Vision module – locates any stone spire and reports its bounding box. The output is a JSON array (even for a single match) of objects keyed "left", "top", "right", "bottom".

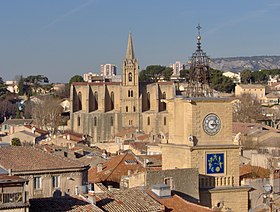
[{"left": 125, "top": 32, "right": 135, "bottom": 60}]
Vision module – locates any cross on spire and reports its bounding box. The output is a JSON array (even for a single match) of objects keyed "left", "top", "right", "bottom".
[{"left": 196, "top": 24, "right": 202, "bottom": 36}]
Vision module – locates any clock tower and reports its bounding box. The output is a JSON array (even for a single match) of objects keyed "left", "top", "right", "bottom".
[{"left": 160, "top": 25, "right": 250, "bottom": 211}]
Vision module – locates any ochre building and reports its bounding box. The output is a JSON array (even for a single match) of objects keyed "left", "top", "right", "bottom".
[{"left": 70, "top": 33, "right": 175, "bottom": 143}]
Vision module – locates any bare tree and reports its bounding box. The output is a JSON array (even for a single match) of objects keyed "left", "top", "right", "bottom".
[
  {"left": 31, "top": 96, "right": 63, "bottom": 133},
  {"left": 233, "top": 94, "right": 264, "bottom": 123}
]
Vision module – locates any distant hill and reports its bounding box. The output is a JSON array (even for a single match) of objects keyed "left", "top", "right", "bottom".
[{"left": 210, "top": 56, "right": 280, "bottom": 72}]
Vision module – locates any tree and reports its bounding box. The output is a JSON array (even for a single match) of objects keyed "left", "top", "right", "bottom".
[
  {"left": 139, "top": 65, "right": 173, "bottom": 83},
  {"left": 180, "top": 69, "right": 190, "bottom": 82},
  {"left": 210, "top": 69, "right": 235, "bottom": 93},
  {"left": 0, "top": 77, "right": 7, "bottom": 98},
  {"left": 0, "top": 94, "right": 17, "bottom": 122},
  {"left": 31, "top": 96, "right": 63, "bottom": 133},
  {"left": 240, "top": 70, "right": 253, "bottom": 84},
  {"left": 69, "top": 75, "right": 84, "bottom": 85},
  {"left": 233, "top": 94, "right": 264, "bottom": 123},
  {"left": 11, "top": 137, "right": 21, "bottom": 146}
]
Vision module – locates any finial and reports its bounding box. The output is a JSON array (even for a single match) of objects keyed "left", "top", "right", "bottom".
[{"left": 196, "top": 24, "right": 201, "bottom": 40}]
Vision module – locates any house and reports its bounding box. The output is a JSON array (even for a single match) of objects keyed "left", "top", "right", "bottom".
[
  {"left": 0, "top": 146, "right": 89, "bottom": 199},
  {"left": 222, "top": 71, "right": 241, "bottom": 83},
  {"left": 0, "top": 119, "right": 33, "bottom": 135},
  {"left": 88, "top": 152, "right": 146, "bottom": 188},
  {"left": 235, "top": 84, "right": 265, "bottom": 102},
  {"left": 262, "top": 92, "right": 280, "bottom": 106},
  {"left": 0, "top": 174, "right": 29, "bottom": 211}
]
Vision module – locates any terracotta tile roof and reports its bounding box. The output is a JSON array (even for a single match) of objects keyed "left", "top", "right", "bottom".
[
  {"left": 232, "top": 122, "right": 262, "bottom": 134},
  {"left": 238, "top": 84, "right": 265, "bottom": 89},
  {"left": 29, "top": 196, "right": 103, "bottom": 212},
  {"left": 137, "top": 133, "right": 150, "bottom": 141},
  {"left": 95, "top": 184, "right": 164, "bottom": 211},
  {"left": 265, "top": 92, "right": 280, "bottom": 98},
  {"left": 0, "top": 146, "right": 88, "bottom": 173},
  {"left": 240, "top": 164, "right": 270, "bottom": 178},
  {"left": 129, "top": 141, "right": 148, "bottom": 153},
  {"left": 24, "top": 125, "right": 48, "bottom": 135},
  {"left": 72, "top": 82, "right": 121, "bottom": 86},
  {"left": 146, "top": 190, "right": 213, "bottom": 212},
  {"left": 88, "top": 152, "right": 145, "bottom": 184},
  {"left": 0, "top": 174, "right": 28, "bottom": 184},
  {"left": 114, "top": 127, "right": 137, "bottom": 137},
  {"left": 270, "top": 82, "right": 280, "bottom": 87}
]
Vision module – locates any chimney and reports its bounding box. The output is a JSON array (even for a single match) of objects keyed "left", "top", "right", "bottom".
[
  {"left": 151, "top": 184, "right": 171, "bottom": 198},
  {"left": 97, "top": 164, "right": 103, "bottom": 173},
  {"left": 128, "top": 170, "right": 132, "bottom": 176},
  {"left": 8, "top": 169, "right": 12, "bottom": 176},
  {"left": 31, "top": 127, "right": 36, "bottom": 134}
]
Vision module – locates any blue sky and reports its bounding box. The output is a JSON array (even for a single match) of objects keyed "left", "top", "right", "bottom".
[{"left": 0, "top": 0, "right": 279, "bottom": 83}]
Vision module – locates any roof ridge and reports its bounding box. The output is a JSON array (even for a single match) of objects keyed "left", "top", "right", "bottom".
[
  {"left": 32, "top": 146, "right": 85, "bottom": 168},
  {"left": 104, "top": 153, "right": 129, "bottom": 181}
]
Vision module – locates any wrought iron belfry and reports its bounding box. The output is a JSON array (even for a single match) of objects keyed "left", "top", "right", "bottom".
[{"left": 186, "top": 24, "right": 213, "bottom": 97}]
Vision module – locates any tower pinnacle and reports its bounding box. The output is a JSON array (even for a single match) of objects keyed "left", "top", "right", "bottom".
[{"left": 125, "top": 32, "right": 135, "bottom": 60}]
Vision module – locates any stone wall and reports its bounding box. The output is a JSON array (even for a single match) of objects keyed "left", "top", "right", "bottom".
[{"left": 145, "top": 168, "right": 199, "bottom": 201}]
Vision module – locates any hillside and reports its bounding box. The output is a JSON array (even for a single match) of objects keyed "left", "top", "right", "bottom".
[{"left": 210, "top": 56, "right": 280, "bottom": 72}]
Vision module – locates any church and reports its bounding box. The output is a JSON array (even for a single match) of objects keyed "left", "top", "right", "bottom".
[
  {"left": 70, "top": 33, "right": 175, "bottom": 143},
  {"left": 70, "top": 28, "right": 250, "bottom": 211}
]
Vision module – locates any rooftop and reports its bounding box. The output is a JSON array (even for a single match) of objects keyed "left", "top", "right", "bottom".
[
  {"left": 95, "top": 184, "right": 163, "bottom": 212},
  {"left": 237, "top": 84, "right": 265, "bottom": 89},
  {"left": 29, "top": 196, "right": 103, "bottom": 212},
  {"left": 0, "top": 146, "right": 88, "bottom": 173},
  {"left": 89, "top": 152, "right": 146, "bottom": 184},
  {"left": 147, "top": 189, "right": 213, "bottom": 212}
]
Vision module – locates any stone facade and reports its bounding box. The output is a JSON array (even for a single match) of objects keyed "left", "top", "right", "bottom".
[
  {"left": 18, "top": 170, "right": 87, "bottom": 199},
  {"left": 70, "top": 33, "right": 175, "bottom": 143},
  {"left": 160, "top": 97, "right": 250, "bottom": 211}
]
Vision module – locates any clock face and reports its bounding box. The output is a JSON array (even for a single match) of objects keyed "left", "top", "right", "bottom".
[{"left": 203, "top": 113, "right": 221, "bottom": 136}]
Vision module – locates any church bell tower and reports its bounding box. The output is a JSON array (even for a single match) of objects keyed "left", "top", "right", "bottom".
[{"left": 121, "top": 33, "right": 140, "bottom": 128}]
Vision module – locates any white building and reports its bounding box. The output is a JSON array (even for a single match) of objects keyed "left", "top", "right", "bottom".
[
  {"left": 169, "top": 61, "right": 185, "bottom": 77},
  {"left": 100, "top": 64, "right": 117, "bottom": 77},
  {"left": 222, "top": 71, "right": 241, "bottom": 83}
]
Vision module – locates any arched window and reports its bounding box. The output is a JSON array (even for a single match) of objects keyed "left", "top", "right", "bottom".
[
  {"left": 147, "top": 117, "right": 150, "bottom": 125},
  {"left": 110, "top": 117, "right": 114, "bottom": 126},
  {"left": 164, "top": 117, "right": 167, "bottom": 126},
  {"left": 131, "top": 90, "right": 133, "bottom": 97},
  {"left": 128, "top": 72, "right": 132, "bottom": 82},
  {"left": 94, "top": 117, "right": 97, "bottom": 126},
  {"left": 111, "top": 92, "right": 114, "bottom": 110},
  {"left": 78, "top": 92, "right": 82, "bottom": 110},
  {"left": 126, "top": 106, "right": 128, "bottom": 112},
  {"left": 94, "top": 91, "right": 98, "bottom": 110},
  {"left": 162, "top": 92, "right": 166, "bottom": 99},
  {"left": 78, "top": 116, "right": 81, "bottom": 126},
  {"left": 133, "top": 106, "right": 136, "bottom": 112},
  {"left": 147, "top": 92, "right": 150, "bottom": 110},
  {"left": 162, "top": 92, "right": 166, "bottom": 111},
  {"left": 128, "top": 90, "right": 130, "bottom": 97}
]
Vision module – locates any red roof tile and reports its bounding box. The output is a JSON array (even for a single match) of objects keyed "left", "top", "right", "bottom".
[
  {"left": 0, "top": 146, "right": 87, "bottom": 173},
  {"left": 240, "top": 164, "right": 270, "bottom": 178},
  {"left": 88, "top": 152, "right": 145, "bottom": 184},
  {"left": 114, "top": 127, "right": 137, "bottom": 137},
  {"left": 147, "top": 190, "right": 213, "bottom": 212}
]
